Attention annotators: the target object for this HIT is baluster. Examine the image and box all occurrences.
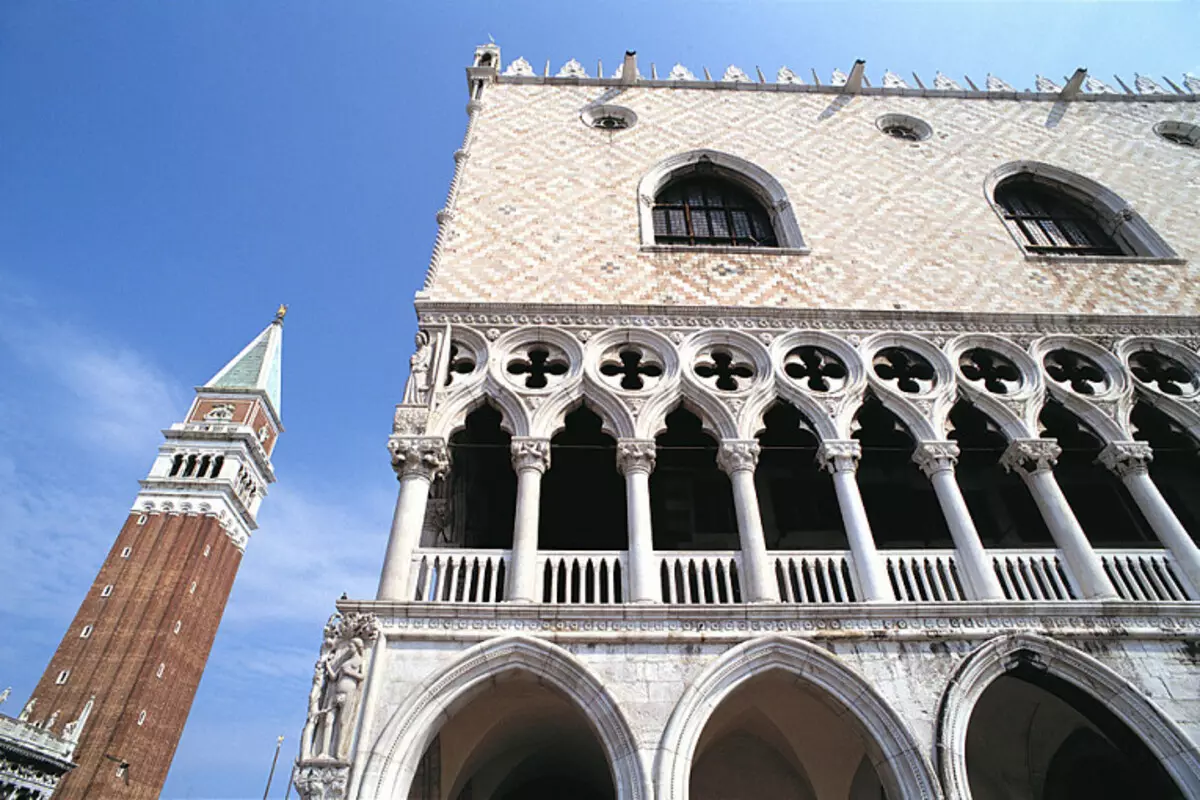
[829,558,848,603]
[1044,556,1070,600]
[1153,560,1186,600]
[1115,557,1146,601]
[993,556,1018,600]
[938,558,962,601]
[900,558,920,601]
[911,558,934,601]
[1140,557,1171,601]
[1015,558,1039,600]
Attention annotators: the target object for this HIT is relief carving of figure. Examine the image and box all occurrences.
[402,331,433,405]
[300,613,378,765]
[204,403,236,422]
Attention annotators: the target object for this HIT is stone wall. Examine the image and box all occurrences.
[428,83,1199,316]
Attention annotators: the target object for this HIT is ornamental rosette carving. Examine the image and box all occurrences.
[1097,441,1154,478]
[293,763,350,800]
[816,440,861,474]
[510,438,551,473]
[616,440,656,475]
[716,440,761,474]
[912,441,960,477]
[1000,439,1063,476]
[387,437,450,480]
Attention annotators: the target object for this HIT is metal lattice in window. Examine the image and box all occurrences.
[994,177,1124,257]
[652,177,778,247]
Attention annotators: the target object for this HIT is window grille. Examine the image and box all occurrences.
[652,177,777,247]
[994,177,1123,257]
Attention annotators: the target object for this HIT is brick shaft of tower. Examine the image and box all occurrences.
[22,310,285,799]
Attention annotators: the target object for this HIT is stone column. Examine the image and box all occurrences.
[617,440,660,603]
[377,438,450,601]
[507,438,550,602]
[1099,441,1200,593]
[913,442,1005,600]
[816,440,892,602]
[717,440,779,602]
[1001,439,1119,599]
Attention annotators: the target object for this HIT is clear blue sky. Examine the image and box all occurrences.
[0,1,1196,797]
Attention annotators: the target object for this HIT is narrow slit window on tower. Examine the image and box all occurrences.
[994,176,1124,257]
[189,580,198,594]
[156,662,165,679]
[203,544,211,558]
[652,176,778,248]
[137,710,147,726]
[56,669,70,685]
[80,624,93,639]
[173,620,182,634]
[121,546,132,559]
[101,584,114,598]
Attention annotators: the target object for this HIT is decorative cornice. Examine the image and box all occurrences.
[387,437,450,481]
[415,302,1200,340]
[817,439,861,474]
[1000,438,1063,476]
[132,492,251,551]
[716,440,760,475]
[912,441,960,477]
[616,440,656,475]
[510,438,551,473]
[1098,441,1155,478]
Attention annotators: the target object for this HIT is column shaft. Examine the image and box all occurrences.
[625,469,659,602]
[728,469,778,602]
[507,468,544,601]
[377,474,433,601]
[914,442,1004,601]
[829,469,892,601]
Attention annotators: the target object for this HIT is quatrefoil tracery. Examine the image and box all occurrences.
[1043,348,1108,396]
[783,345,848,392]
[599,347,664,391]
[444,343,477,386]
[506,345,570,390]
[959,348,1022,395]
[1128,350,1198,397]
[694,349,755,392]
[872,347,936,394]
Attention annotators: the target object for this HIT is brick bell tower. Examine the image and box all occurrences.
[19,307,286,799]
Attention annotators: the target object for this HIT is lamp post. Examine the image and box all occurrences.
[263,735,285,799]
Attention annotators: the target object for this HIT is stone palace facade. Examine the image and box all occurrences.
[293,47,1200,800]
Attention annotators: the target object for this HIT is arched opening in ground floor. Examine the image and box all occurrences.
[965,661,1182,800]
[409,673,614,800]
[689,669,884,800]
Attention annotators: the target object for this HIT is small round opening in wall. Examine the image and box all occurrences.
[582,104,638,132]
[876,113,933,142]
[1153,121,1199,149]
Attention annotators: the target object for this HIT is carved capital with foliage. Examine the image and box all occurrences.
[616,440,656,475]
[510,438,551,474]
[1097,441,1154,479]
[912,441,961,477]
[293,762,349,800]
[388,437,450,481]
[716,440,761,475]
[816,440,862,474]
[1000,438,1063,476]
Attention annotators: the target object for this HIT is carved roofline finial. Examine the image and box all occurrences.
[275,304,289,325]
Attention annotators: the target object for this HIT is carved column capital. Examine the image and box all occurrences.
[616,440,657,475]
[816,439,862,474]
[1000,438,1062,476]
[293,763,350,800]
[1098,441,1154,478]
[510,437,551,474]
[387,437,450,481]
[912,441,961,477]
[717,440,761,475]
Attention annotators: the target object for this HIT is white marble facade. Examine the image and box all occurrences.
[294,45,1200,800]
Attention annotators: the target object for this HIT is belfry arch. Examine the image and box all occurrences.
[357,636,648,800]
[936,633,1200,800]
[656,636,942,800]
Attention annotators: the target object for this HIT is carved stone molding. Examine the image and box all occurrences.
[616,440,656,475]
[716,440,761,474]
[392,406,429,436]
[1000,438,1063,476]
[510,437,551,473]
[387,437,450,481]
[293,761,350,800]
[912,441,961,477]
[1097,441,1154,478]
[817,439,861,474]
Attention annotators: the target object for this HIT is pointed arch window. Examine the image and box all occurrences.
[994,176,1123,257]
[652,176,778,247]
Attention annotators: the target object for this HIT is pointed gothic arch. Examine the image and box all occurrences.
[935,633,1200,799]
[656,635,942,800]
[637,149,807,250]
[530,375,636,440]
[357,635,649,800]
[427,377,530,439]
[985,161,1177,260]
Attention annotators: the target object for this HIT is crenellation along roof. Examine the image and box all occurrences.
[489,53,1200,102]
